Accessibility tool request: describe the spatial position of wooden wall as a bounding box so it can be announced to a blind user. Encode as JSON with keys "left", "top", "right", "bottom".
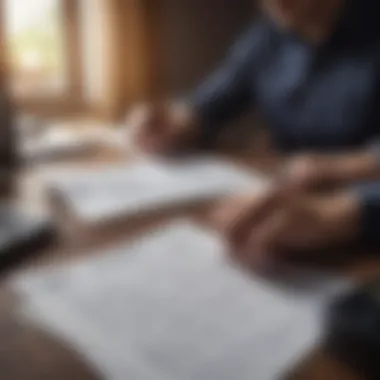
{"left": 155, "top": 0, "right": 253, "bottom": 95}
{"left": 10, "top": 0, "right": 254, "bottom": 120}
{"left": 110, "top": 0, "right": 254, "bottom": 118}
{"left": 0, "top": 0, "right": 17, "bottom": 195}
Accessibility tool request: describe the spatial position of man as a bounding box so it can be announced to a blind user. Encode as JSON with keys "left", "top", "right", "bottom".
{"left": 131, "top": 0, "right": 380, "bottom": 266}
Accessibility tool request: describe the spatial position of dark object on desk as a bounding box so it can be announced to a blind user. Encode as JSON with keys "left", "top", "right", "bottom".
{"left": 0, "top": 205, "right": 55, "bottom": 273}
{"left": 0, "top": 27, "right": 54, "bottom": 273}
{"left": 0, "top": 9, "right": 19, "bottom": 197}
{"left": 324, "top": 277, "right": 380, "bottom": 380}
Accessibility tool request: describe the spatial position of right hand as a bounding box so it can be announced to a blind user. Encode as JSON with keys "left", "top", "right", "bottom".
{"left": 127, "top": 102, "right": 200, "bottom": 155}
{"left": 210, "top": 187, "right": 360, "bottom": 268}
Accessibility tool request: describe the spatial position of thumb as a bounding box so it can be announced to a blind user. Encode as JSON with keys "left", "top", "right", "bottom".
{"left": 246, "top": 210, "right": 288, "bottom": 263}
{"left": 147, "top": 100, "right": 171, "bottom": 131}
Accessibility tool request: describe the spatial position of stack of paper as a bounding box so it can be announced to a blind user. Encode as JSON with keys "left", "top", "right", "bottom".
{"left": 12, "top": 222, "right": 348, "bottom": 380}
{"left": 41, "top": 157, "right": 267, "bottom": 224}
{"left": 20, "top": 124, "right": 125, "bottom": 162}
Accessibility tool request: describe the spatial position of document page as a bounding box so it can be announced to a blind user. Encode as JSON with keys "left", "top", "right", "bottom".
{"left": 12, "top": 222, "right": 347, "bottom": 380}
{"left": 41, "top": 157, "right": 267, "bottom": 223}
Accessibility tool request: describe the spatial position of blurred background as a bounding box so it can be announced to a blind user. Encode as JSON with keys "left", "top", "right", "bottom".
{"left": 2, "top": 0, "right": 254, "bottom": 120}
{"left": 0, "top": 0, "right": 262, "bottom": 166}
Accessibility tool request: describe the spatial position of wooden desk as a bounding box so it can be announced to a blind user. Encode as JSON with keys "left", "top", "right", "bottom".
{"left": 0, "top": 153, "right": 377, "bottom": 380}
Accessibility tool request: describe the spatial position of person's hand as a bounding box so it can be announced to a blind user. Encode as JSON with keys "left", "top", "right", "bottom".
{"left": 281, "top": 152, "right": 380, "bottom": 191}
{"left": 126, "top": 102, "right": 200, "bottom": 155}
{"left": 211, "top": 188, "right": 360, "bottom": 268}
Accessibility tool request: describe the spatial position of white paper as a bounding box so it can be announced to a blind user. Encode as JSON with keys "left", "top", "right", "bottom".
{"left": 21, "top": 126, "right": 125, "bottom": 161}
{"left": 12, "top": 222, "right": 347, "bottom": 380}
{"left": 41, "top": 157, "right": 267, "bottom": 223}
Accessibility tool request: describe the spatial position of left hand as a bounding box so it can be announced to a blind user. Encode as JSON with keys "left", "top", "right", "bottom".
{"left": 282, "top": 152, "right": 380, "bottom": 191}
{"left": 211, "top": 189, "right": 360, "bottom": 267}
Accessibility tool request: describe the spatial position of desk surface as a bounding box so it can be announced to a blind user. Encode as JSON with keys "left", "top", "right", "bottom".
{"left": 0, "top": 151, "right": 377, "bottom": 380}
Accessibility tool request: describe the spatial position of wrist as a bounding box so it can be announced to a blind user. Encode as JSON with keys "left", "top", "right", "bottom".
{"left": 334, "top": 151, "right": 380, "bottom": 183}
{"left": 321, "top": 192, "right": 361, "bottom": 243}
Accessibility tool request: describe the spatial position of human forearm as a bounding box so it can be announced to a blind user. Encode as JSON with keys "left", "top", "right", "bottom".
{"left": 283, "top": 150, "right": 380, "bottom": 190}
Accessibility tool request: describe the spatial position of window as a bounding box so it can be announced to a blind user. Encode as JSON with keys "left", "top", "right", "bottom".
{"left": 1, "top": 0, "right": 155, "bottom": 118}
{"left": 5, "top": 0, "right": 68, "bottom": 97}
{"left": 2, "top": 0, "right": 83, "bottom": 114}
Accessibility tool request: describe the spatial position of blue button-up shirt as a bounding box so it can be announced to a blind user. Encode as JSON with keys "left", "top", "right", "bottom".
{"left": 192, "top": 0, "right": 380, "bottom": 244}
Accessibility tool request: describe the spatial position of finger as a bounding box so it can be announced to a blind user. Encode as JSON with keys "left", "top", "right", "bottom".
{"left": 210, "top": 189, "right": 280, "bottom": 266}
{"left": 137, "top": 133, "right": 172, "bottom": 155}
{"left": 149, "top": 101, "right": 170, "bottom": 132}
{"left": 149, "top": 134, "right": 176, "bottom": 155}
{"left": 243, "top": 209, "right": 289, "bottom": 267}
{"left": 132, "top": 102, "right": 167, "bottom": 139}
{"left": 135, "top": 116, "right": 171, "bottom": 155}
{"left": 209, "top": 193, "right": 257, "bottom": 231}
{"left": 137, "top": 132, "right": 160, "bottom": 153}
{"left": 279, "top": 156, "right": 322, "bottom": 191}
{"left": 128, "top": 105, "right": 154, "bottom": 149}
{"left": 210, "top": 193, "right": 260, "bottom": 248}
{"left": 249, "top": 195, "right": 328, "bottom": 257}
{"left": 227, "top": 187, "right": 282, "bottom": 251}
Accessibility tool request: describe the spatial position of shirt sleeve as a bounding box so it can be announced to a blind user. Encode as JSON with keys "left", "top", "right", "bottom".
{"left": 353, "top": 181, "right": 380, "bottom": 245}
{"left": 189, "top": 23, "right": 267, "bottom": 145}
{"left": 369, "top": 137, "right": 380, "bottom": 158}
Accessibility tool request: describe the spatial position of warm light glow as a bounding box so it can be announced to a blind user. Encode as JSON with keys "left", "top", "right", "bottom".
{"left": 19, "top": 50, "right": 43, "bottom": 71}
{"left": 4, "top": 0, "right": 67, "bottom": 96}
{"left": 6, "top": 0, "right": 55, "bottom": 35}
